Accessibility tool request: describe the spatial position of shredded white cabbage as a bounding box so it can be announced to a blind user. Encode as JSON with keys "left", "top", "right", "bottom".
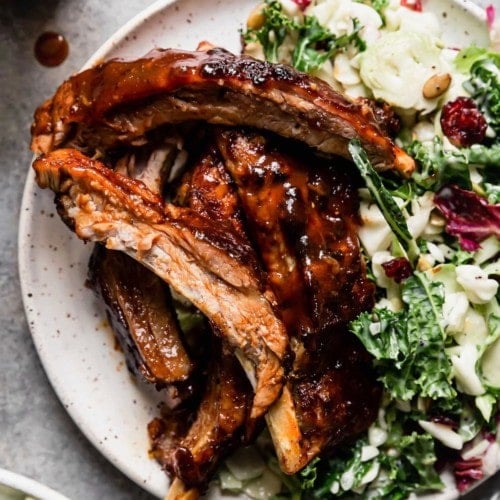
{"left": 418, "top": 421, "right": 464, "bottom": 450}
{"left": 357, "top": 31, "right": 449, "bottom": 113}
{"left": 306, "top": 0, "right": 382, "bottom": 41}
{"left": 358, "top": 202, "right": 393, "bottom": 257}
{"left": 455, "top": 265, "right": 499, "bottom": 304}
{"left": 448, "top": 343, "right": 485, "bottom": 396}
{"left": 442, "top": 291, "right": 469, "bottom": 334}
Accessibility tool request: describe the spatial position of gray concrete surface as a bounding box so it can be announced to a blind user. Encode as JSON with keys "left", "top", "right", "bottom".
{"left": 1, "top": 1, "right": 156, "bottom": 498}
{"left": 0, "top": 0, "right": 498, "bottom": 499}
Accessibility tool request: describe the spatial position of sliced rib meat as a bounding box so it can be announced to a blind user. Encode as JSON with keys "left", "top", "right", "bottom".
{"left": 216, "top": 128, "right": 375, "bottom": 336}
{"left": 87, "top": 245, "right": 194, "bottom": 386}
{"left": 148, "top": 339, "right": 254, "bottom": 489}
{"left": 216, "top": 129, "right": 312, "bottom": 337}
{"left": 31, "top": 46, "right": 414, "bottom": 175}
{"left": 215, "top": 128, "right": 381, "bottom": 473}
{"left": 87, "top": 132, "right": 196, "bottom": 390}
{"left": 113, "top": 133, "right": 184, "bottom": 195}
{"left": 33, "top": 147, "right": 288, "bottom": 420}
{"left": 175, "top": 142, "right": 247, "bottom": 238}
{"left": 145, "top": 140, "right": 262, "bottom": 492}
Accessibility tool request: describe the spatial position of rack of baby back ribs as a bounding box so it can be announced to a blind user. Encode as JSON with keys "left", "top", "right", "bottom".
{"left": 30, "top": 43, "right": 415, "bottom": 498}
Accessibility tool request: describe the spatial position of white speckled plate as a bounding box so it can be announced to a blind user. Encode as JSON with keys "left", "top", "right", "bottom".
{"left": 18, "top": 1, "right": 492, "bottom": 499}
{"left": 0, "top": 467, "right": 70, "bottom": 500}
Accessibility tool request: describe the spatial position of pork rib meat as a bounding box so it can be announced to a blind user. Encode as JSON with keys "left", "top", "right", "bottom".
{"left": 148, "top": 338, "right": 255, "bottom": 490}
{"left": 33, "top": 148, "right": 288, "bottom": 420}
{"left": 87, "top": 245, "right": 194, "bottom": 387}
{"left": 31, "top": 46, "right": 414, "bottom": 175}
{"left": 216, "top": 128, "right": 381, "bottom": 473}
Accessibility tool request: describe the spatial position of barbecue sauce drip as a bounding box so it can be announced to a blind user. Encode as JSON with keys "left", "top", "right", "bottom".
{"left": 34, "top": 32, "right": 69, "bottom": 67}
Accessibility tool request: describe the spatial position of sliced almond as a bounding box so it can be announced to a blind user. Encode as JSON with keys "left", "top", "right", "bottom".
{"left": 423, "top": 73, "right": 452, "bottom": 99}
{"left": 247, "top": 3, "right": 266, "bottom": 30}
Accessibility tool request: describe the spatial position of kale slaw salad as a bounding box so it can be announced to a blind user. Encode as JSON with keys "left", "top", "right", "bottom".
{"left": 214, "top": 0, "right": 500, "bottom": 498}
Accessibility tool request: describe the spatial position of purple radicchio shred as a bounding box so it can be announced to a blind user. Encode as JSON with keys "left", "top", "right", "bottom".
{"left": 454, "top": 457, "right": 484, "bottom": 492}
{"left": 434, "top": 185, "right": 500, "bottom": 251}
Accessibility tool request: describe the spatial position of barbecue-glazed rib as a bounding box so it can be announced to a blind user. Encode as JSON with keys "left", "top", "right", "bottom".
{"left": 216, "top": 128, "right": 381, "bottom": 473}
{"left": 216, "top": 128, "right": 375, "bottom": 336}
{"left": 289, "top": 327, "right": 381, "bottom": 458}
{"left": 175, "top": 142, "right": 247, "bottom": 238}
{"left": 148, "top": 339, "right": 254, "bottom": 489}
{"left": 87, "top": 245, "right": 194, "bottom": 386}
{"left": 31, "top": 46, "right": 414, "bottom": 175}
{"left": 144, "top": 142, "right": 262, "bottom": 493}
{"left": 33, "top": 148, "right": 288, "bottom": 420}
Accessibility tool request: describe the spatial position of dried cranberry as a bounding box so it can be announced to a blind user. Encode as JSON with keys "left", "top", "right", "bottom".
{"left": 400, "top": 0, "right": 422, "bottom": 11}
{"left": 293, "top": 0, "right": 312, "bottom": 10}
{"left": 381, "top": 257, "right": 413, "bottom": 283}
{"left": 440, "top": 97, "right": 487, "bottom": 147}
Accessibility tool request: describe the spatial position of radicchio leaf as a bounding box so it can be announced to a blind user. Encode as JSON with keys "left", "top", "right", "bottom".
{"left": 292, "top": 0, "right": 312, "bottom": 10}
{"left": 454, "top": 457, "right": 484, "bottom": 492}
{"left": 434, "top": 185, "right": 500, "bottom": 251}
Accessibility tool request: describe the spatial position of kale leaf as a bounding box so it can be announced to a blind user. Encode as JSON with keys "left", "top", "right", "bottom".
{"left": 298, "top": 430, "right": 443, "bottom": 499}
{"left": 348, "top": 139, "right": 418, "bottom": 261}
{"left": 244, "top": 0, "right": 365, "bottom": 71}
{"left": 292, "top": 16, "right": 365, "bottom": 72}
{"left": 244, "top": 0, "right": 297, "bottom": 63}
{"left": 454, "top": 46, "right": 500, "bottom": 74}
{"left": 463, "top": 57, "right": 500, "bottom": 142}
{"left": 350, "top": 272, "right": 456, "bottom": 401}
{"left": 406, "top": 137, "right": 500, "bottom": 192}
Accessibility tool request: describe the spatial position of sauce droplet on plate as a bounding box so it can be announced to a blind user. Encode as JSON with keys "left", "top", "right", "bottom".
{"left": 34, "top": 31, "right": 69, "bottom": 67}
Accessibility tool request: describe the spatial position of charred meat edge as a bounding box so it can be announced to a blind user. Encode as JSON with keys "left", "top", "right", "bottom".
{"left": 149, "top": 340, "right": 254, "bottom": 489}
{"left": 87, "top": 246, "right": 194, "bottom": 386}
{"left": 31, "top": 46, "right": 414, "bottom": 175}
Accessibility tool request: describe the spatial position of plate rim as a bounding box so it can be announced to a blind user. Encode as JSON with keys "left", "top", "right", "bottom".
{"left": 0, "top": 467, "right": 70, "bottom": 500}
{"left": 80, "top": 0, "right": 177, "bottom": 70}
{"left": 18, "top": 0, "right": 178, "bottom": 497}
{"left": 18, "top": 0, "right": 494, "bottom": 499}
